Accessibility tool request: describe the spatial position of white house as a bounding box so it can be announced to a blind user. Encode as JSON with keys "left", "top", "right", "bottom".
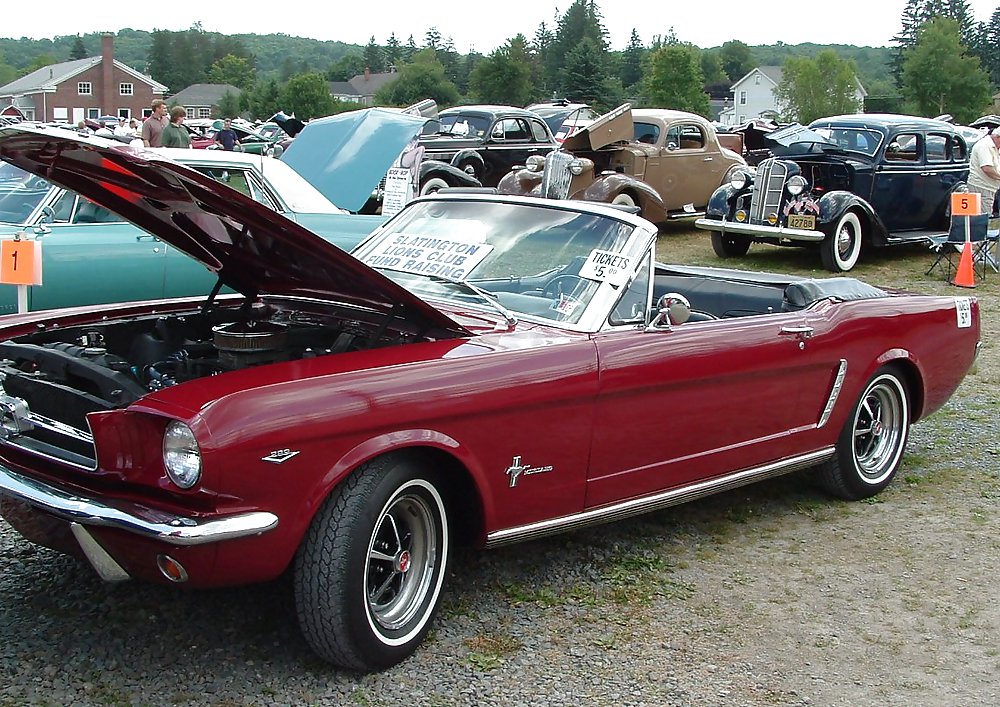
{"left": 718, "top": 65, "right": 867, "bottom": 127}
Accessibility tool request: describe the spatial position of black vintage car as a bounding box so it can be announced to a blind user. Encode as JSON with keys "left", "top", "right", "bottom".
{"left": 695, "top": 114, "right": 971, "bottom": 271}
{"left": 419, "top": 105, "right": 557, "bottom": 188}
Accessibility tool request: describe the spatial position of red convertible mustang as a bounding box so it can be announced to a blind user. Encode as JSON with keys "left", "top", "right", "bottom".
{"left": 0, "top": 126, "right": 981, "bottom": 672}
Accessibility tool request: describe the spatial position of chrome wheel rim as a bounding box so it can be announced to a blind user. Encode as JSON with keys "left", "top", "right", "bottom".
{"left": 365, "top": 489, "right": 438, "bottom": 632}
{"left": 837, "top": 222, "right": 857, "bottom": 259}
{"left": 853, "top": 377, "right": 906, "bottom": 484}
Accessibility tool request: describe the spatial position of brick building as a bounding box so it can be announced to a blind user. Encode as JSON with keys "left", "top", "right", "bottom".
{"left": 0, "top": 33, "right": 166, "bottom": 124}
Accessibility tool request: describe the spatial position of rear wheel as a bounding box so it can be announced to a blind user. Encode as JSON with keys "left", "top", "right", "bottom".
{"left": 294, "top": 455, "right": 450, "bottom": 671}
{"left": 817, "top": 368, "right": 910, "bottom": 500}
{"left": 711, "top": 231, "right": 752, "bottom": 257}
{"left": 611, "top": 192, "right": 640, "bottom": 216}
{"left": 419, "top": 176, "right": 450, "bottom": 195}
{"left": 821, "top": 211, "right": 863, "bottom": 271}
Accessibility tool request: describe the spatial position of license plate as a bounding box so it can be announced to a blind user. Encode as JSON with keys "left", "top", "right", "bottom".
{"left": 787, "top": 214, "right": 816, "bottom": 230}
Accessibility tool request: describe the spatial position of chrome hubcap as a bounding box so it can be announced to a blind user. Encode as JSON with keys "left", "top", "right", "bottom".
{"left": 853, "top": 380, "right": 905, "bottom": 484}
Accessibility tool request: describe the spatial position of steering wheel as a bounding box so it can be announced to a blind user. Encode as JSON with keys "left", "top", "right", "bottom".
{"left": 541, "top": 275, "right": 585, "bottom": 300}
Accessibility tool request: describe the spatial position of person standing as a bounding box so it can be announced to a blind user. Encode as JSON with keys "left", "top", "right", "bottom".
{"left": 142, "top": 99, "right": 168, "bottom": 147}
{"left": 214, "top": 118, "right": 240, "bottom": 151}
{"left": 967, "top": 127, "right": 1000, "bottom": 216}
{"left": 160, "top": 106, "right": 192, "bottom": 148}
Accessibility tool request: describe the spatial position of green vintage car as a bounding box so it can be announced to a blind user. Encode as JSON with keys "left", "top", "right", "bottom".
{"left": 0, "top": 141, "right": 386, "bottom": 314}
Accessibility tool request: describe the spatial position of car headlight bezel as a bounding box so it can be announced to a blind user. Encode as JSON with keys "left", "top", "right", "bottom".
{"left": 729, "top": 169, "right": 752, "bottom": 191}
{"left": 786, "top": 175, "right": 808, "bottom": 196}
{"left": 525, "top": 155, "right": 546, "bottom": 172}
{"left": 163, "top": 420, "right": 202, "bottom": 490}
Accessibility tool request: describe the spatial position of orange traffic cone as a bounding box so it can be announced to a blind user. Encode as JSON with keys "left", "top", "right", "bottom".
{"left": 953, "top": 241, "right": 976, "bottom": 288}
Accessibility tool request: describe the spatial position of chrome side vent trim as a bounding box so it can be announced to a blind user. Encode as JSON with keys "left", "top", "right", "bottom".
{"left": 818, "top": 360, "right": 848, "bottom": 428}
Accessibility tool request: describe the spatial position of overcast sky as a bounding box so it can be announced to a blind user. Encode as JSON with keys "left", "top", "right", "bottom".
{"left": 4, "top": 0, "right": 999, "bottom": 54}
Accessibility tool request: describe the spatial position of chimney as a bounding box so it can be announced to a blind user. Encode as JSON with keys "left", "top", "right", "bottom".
{"left": 364, "top": 67, "right": 371, "bottom": 80}
{"left": 101, "top": 33, "right": 114, "bottom": 119}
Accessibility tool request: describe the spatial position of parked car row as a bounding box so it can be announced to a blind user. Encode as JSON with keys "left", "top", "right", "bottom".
{"left": 0, "top": 121, "right": 981, "bottom": 674}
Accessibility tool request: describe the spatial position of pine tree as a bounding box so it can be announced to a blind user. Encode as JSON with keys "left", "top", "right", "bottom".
{"left": 70, "top": 35, "right": 87, "bottom": 61}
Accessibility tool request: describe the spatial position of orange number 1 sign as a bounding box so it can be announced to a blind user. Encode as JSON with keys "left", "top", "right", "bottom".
{"left": 951, "top": 191, "right": 982, "bottom": 216}
{"left": 0, "top": 239, "right": 43, "bottom": 286}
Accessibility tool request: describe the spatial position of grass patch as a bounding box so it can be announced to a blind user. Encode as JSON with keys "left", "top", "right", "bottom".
{"left": 463, "top": 632, "right": 523, "bottom": 671}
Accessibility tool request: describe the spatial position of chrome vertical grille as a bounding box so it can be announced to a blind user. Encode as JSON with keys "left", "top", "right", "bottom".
{"left": 541, "top": 151, "right": 574, "bottom": 200}
{"left": 750, "top": 159, "right": 788, "bottom": 224}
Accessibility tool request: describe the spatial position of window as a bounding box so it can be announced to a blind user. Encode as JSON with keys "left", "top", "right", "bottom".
{"left": 951, "top": 135, "right": 967, "bottom": 162}
{"left": 78, "top": 82, "right": 92, "bottom": 96}
{"left": 193, "top": 167, "right": 278, "bottom": 211}
{"left": 119, "top": 83, "right": 133, "bottom": 96}
{"left": 198, "top": 107, "right": 212, "bottom": 119}
{"left": 529, "top": 119, "right": 549, "bottom": 142}
{"left": 740, "top": 91, "right": 747, "bottom": 105}
{"left": 87, "top": 108, "right": 100, "bottom": 120}
{"left": 885, "top": 133, "right": 920, "bottom": 162}
{"left": 926, "top": 134, "right": 948, "bottom": 162}
{"left": 118, "top": 109, "right": 131, "bottom": 120}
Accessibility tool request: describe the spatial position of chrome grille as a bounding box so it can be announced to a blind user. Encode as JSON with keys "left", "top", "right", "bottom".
{"left": 541, "top": 151, "right": 574, "bottom": 200}
{"left": 750, "top": 159, "right": 788, "bottom": 224}
{"left": 0, "top": 393, "right": 96, "bottom": 470}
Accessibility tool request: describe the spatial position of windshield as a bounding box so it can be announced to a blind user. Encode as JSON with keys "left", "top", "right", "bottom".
{"left": 354, "top": 200, "right": 641, "bottom": 325}
{"left": 0, "top": 161, "right": 51, "bottom": 225}
{"left": 811, "top": 127, "right": 883, "bottom": 156}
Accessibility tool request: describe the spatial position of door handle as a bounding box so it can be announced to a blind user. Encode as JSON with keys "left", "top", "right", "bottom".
{"left": 703, "top": 157, "right": 713, "bottom": 161}
{"left": 135, "top": 234, "right": 160, "bottom": 242}
{"left": 780, "top": 325, "right": 814, "bottom": 338}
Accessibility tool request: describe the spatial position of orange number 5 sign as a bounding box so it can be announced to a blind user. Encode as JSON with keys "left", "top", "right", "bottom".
{"left": 0, "top": 239, "right": 43, "bottom": 286}
{"left": 951, "top": 191, "right": 982, "bottom": 216}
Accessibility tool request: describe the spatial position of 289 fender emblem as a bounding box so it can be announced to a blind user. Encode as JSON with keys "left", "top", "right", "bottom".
{"left": 262, "top": 449, "right": 300, "bottom": 464}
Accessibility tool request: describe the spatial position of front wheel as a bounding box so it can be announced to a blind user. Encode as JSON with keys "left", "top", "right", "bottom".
{"left": 711, "top": 231, "right": 751, "bottom": 257}
{"left": 611, "top": 192, "right": 639, "bottom": 215}
{"left": 820, "top": 211, "right": 863, "bottom": 271}
{"left": 816, "top": 368, "right": 910, "bottom": 500}
{"left": 294, "top": 455, "right": 450, "bottom": 671}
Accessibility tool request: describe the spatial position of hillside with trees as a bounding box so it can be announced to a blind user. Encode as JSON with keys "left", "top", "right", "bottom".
{"left": 0, "top": 0, "right": 997, "bottom": 124}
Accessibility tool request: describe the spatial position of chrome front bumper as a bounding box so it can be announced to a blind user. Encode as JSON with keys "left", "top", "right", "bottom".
{"left": 0, "top": 463, "right": 278, "bottom": 546}
{"left": 694, "top": 218, "right": 826, "bottom": 242}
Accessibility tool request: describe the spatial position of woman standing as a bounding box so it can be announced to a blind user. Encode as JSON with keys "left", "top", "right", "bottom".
{"left": 161, "top": 106, "right": 192, "bottom": 148}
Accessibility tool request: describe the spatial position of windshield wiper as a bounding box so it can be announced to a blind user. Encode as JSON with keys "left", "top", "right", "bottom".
{"left": 418, "top": 273, "right": 518, "bottom": 329}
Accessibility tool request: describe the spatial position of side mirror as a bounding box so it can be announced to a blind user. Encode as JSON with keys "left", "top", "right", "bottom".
{"left": 39, "top": 205, "right": 55, "bottom": 224}
{"left": 647, "top": 292, "right": 691, "bottom": 329}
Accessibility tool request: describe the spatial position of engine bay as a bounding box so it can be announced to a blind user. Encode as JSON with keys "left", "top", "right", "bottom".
{"left": 0, "top": 300, "right": 430, "bottom": 426}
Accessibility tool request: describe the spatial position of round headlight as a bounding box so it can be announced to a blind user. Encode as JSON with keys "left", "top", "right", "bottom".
{"left": 163, "top": 420, "right": 202, "bottom": 489}
{"left": 525, "top": 155, "right": 545, "bottom": 172}
{"left": 787, "top": 175, "right": 808, "bottom": 196}
{"left": 568, "top": 159, "right": 586, "bottom": 176}
{"left": 730, "top": 170, "right": 751, "bottom": 190}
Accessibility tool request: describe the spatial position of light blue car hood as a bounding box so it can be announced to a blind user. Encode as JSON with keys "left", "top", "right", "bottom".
{"left": 282, "top": 108, "right": 426, "bottom": 213}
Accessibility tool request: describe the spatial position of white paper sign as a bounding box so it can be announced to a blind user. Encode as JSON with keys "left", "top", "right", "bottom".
{"left": 382, "top": 168, "right": 412, "bottom": 218}
{"left": 578, "top": 249, "right": 632, "bottom": 287}
{"left": 955, "top": 297, "right": 972, "bottom": 328}
{"left": 361, "top": 232, "right": 494, "bottom": 281}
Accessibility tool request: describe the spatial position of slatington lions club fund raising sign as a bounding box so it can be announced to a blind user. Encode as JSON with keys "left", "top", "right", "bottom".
{"left": 360, "top": 231, "right": 494, "bottom": 281}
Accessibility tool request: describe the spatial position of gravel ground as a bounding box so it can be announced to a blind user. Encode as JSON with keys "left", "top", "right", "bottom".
{"left": 1, "top": 229, "right": 998, "bottom": 706}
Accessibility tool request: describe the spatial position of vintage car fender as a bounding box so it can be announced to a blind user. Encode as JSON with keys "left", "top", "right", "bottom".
{"left": 704, "top": 183, "right": 739, "bottom": 219}
{"left": 577, "top": 173, "right": 668, "bottom": 222}
{"left": 449, "top": 149, "right": 486, "bottom": 174}
{"left": 419, "top": 159, "right": 482, "bottom": 191}
{"left": 497, "top": 167, "right": 541, "bottom": 195}
{"left": 816, "top": 191, "right": 888, "bottom": 243}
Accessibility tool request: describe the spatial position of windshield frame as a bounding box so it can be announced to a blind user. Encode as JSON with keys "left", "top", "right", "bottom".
{"left": 352, "top": 195, "right": 657, "bottom": 332}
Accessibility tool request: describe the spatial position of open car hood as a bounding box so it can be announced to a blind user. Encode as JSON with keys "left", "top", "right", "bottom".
{"left": 765, "top": 123, "right": 835, "bottom": 149}
{"left": 561, "top": 103, "right": 633, "bottom": 152}
{"left": 281, "top": 108, "right": 427, "bottom": 212}
{"left": 0, "top": 124, "right": 468, "bottom": 336}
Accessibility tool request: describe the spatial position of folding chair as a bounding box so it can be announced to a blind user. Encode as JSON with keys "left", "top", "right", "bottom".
{"left": 926, "top": 214, "right": 992, "bottom": 280}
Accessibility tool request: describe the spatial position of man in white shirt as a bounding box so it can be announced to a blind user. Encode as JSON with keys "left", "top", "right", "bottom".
{"left": 967, "top": 127, "right": 1000, "bottom": 216}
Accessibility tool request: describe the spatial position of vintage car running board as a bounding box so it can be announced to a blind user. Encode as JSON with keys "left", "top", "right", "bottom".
{"left": 485, "top": 447, "right": 835, "bottom": 548}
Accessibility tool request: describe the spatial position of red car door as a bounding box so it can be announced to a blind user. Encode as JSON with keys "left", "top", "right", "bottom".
{"left": 586, "top": 310, "right": 844, "bottom": 508}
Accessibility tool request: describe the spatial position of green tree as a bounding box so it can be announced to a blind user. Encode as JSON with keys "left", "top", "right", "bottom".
{"left": 384, "top": 33, "right": 402, "bottom": 70}
{"left": 363, "top": 37, "right": 384, "bottom": 73}
{"left": 643, "top": 44, "right": 709, "bottom": 116}
{"left": 901, "top": 16, "right": 991, "bottom": 123}
{"left": 719, "top": 40, "right": 754, "bottom": 82}
{"left": 620, "top": 29, "right": 646, "bottom": 89}
{"left": 374, "top": 49, "right": 460, "bottom": 106}
{"left": 70, "top": 35, "right": 87, "bottom": 60}
{"left": 326, "top": 53, "right": 364, "bottom": 82}
{"left": 549, "top": 0, "right": 609, "bottom": 95}
{"left": 774, "top": 50, "right": 862, "bottom": 123}
{"left": 249, "top": 77, "right": 282, "bottom": 120}
{"left": 561, "top": 37, "right": 610, "bottom": 107}
{"left": 279, "top": 72, "right": 336, "bottom": 120}
{"left": 216, "top": 90, "right": 241, "bottom": 119}
{"left": 469, "top": 36, "right": 534, "bottom": 105}
{"left": 207, "top": 54, "right": 256, "bottom": 91}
